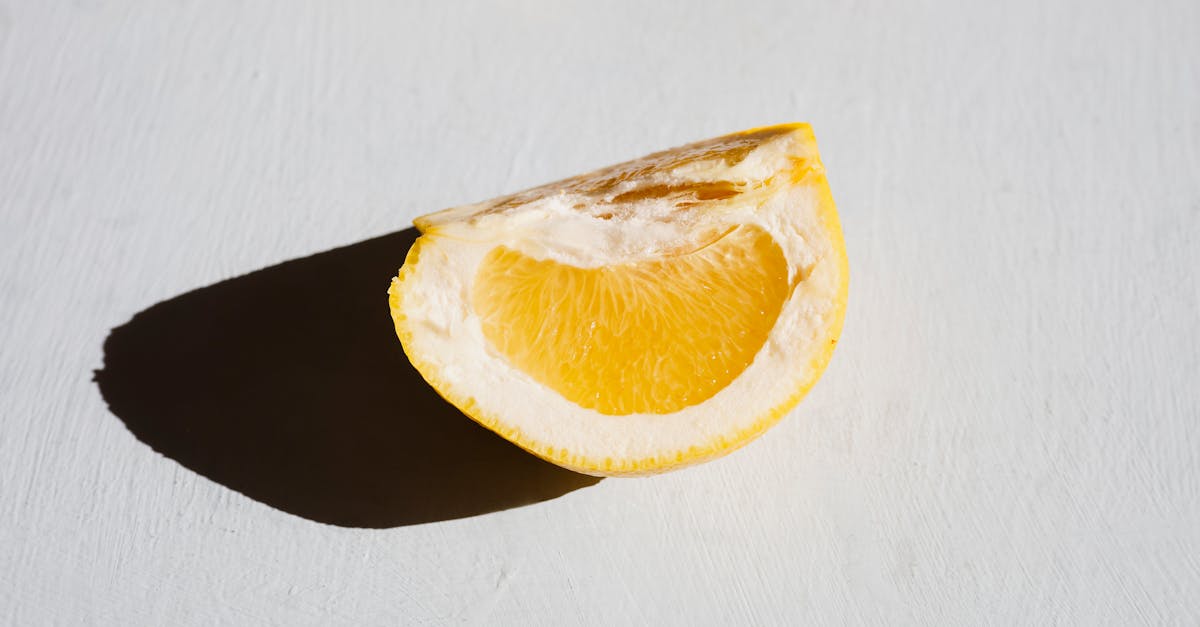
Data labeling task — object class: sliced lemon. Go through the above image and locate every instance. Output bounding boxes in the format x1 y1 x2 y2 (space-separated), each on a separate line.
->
389 123 848 476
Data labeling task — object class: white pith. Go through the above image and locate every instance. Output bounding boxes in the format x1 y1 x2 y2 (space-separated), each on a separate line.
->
396 130 842 461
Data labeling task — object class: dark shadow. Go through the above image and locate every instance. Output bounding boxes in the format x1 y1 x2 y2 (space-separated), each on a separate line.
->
94 228 600 528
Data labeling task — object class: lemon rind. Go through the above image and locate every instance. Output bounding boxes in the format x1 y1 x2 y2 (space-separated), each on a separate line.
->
387 124 847 477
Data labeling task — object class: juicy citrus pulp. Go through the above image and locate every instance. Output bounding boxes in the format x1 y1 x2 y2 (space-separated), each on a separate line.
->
473 224 791 416
390 123 847 476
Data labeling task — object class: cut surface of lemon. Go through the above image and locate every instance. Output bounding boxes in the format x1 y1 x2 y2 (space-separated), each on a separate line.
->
389 124 847 476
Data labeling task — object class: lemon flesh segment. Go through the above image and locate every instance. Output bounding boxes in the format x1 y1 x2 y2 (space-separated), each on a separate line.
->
473 224 790 416
389 123 848 476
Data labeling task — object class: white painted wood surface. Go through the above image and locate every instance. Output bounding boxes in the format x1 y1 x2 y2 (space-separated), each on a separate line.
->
3 1 1199 624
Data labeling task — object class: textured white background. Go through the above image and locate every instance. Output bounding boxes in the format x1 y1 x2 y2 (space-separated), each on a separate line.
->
3 1 1199 624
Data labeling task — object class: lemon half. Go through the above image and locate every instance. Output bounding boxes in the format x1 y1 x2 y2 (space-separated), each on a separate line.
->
389 124 847 476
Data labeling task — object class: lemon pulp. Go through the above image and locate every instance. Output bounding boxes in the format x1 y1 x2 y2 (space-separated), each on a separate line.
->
472 224 790 415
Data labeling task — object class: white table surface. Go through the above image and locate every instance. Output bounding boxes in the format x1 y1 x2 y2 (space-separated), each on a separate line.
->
3 1 1199 625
